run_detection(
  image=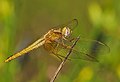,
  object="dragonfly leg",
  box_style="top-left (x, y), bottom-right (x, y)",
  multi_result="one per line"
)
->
top-left (55, 39), bottom-right (71, 49)
top-left (52, 52), bottom-right (71, 61)
top-left (58, 55), bottom-right (71, 61)
top-left (52, 52), bottom-right (63, 62)
top-left (69, 38), bottom-right (78, 42)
